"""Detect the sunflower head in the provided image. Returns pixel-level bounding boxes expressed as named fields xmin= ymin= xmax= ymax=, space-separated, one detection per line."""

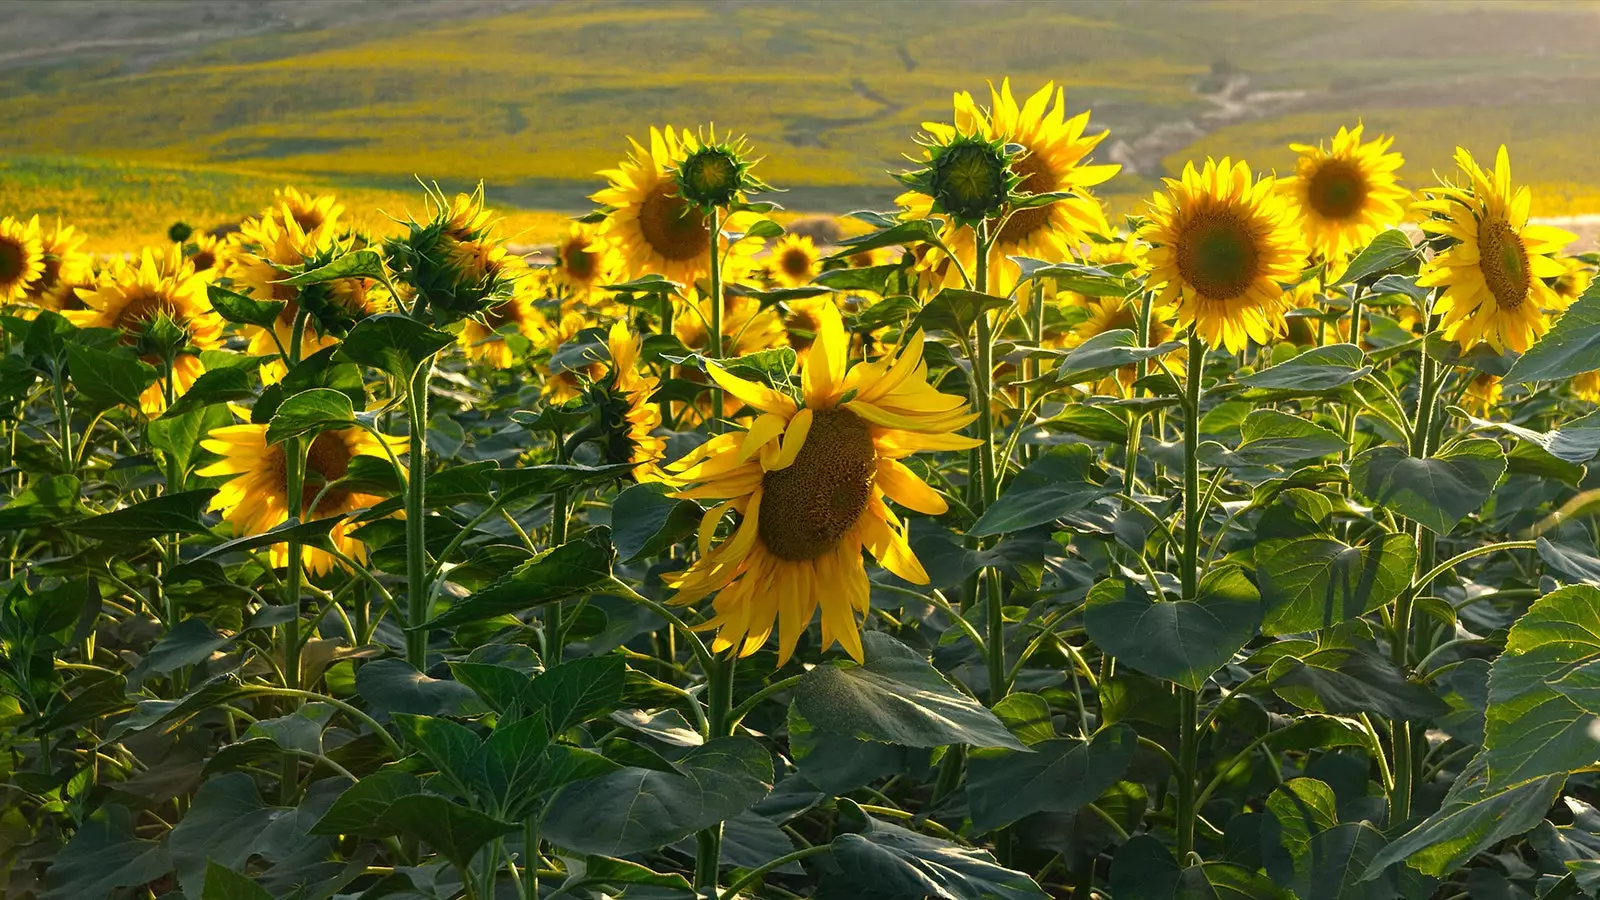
xmin=770 ymin=233 xmax=820 ymax=288
xmin=552 ymin=222 xmax=620 ymax=300
xmin=588 ymin=321 xmax=666 ymax=480
xmin=390 ymin=186 xmax=521 ymax=323
xmin=673 ymin=129 xmax=769 ymax=211
xmin=272 ymin=187 xmax=346 ymax=236
xmin=0 ymin=215 xmax=46 ymax=304
xmin=1549 ymin=255 xmax=1593 ymax=311
xmin=168 ymin=222 xmax=193 ymax=243
xmin=1462 ymin=371 xmax=1504 ymax=418
xmin=25 ymin=219 xmax=92 ymax=311
xmin=1283 ymin=124 xmax=1407 ymax=261
xmin=900 ymin=131 xmax=1020 ymax=225
xmin=69 ymin=245 xmax=221 ymax=356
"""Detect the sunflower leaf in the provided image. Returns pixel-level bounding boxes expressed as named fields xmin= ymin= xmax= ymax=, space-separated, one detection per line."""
xmin=1048 ymin=329 xmax=1184 ymax=386
xmin=336 ymin=312 xmax=454 ymax=381
xmin=914 ymin=288 xmax=1008 ymax=335
xmin=418 ymin=528 xmax=616 ymax=630
xmin=1256 ymin=529 xmax=1416 ymax=635
xmin=67 ymin=489 xmax=217 ymax=543
xmin=265 ymin=387 xmax=357 ymax=444
xmin=1237 ymin=343 xmax=1371 ymax=393
xmin=66 ymin=343 xmax=157 ymax=410
xmin=970 ymin=444 xmax=1115 ymax=537
xmin=277 ymin=248 xmax=387 ymax=286
xmin=612 ymin=483 xmax=700 ymax=562
xmin=1084 ymin=566 xmax=1261 ymax=692
xmin=1505 ymin=279 xmax=1600 ymax=384
xmin=826 ymin=219 xmax=947 ymax=261
xmin=1337 ymin=228 xmax=1417 ymax=285
xmin=1350 ymin=439 xmax=1506 ymax=535
xmin=160 ymin=364 xmax=260 ymax=419
xmin=819 ymin=800 xmax=1046 ymax=900
xmin=207 ymin=283 xmax=287 ymax=329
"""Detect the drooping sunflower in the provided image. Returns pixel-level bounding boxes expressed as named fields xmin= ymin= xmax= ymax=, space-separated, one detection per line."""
xmin=0 ymin=215 xmax=46 ymax=304
xmin=198 ymin=423 xmax=403 ymax=576
xmin=1140 ymin=157 xmax=1306 ymax=352
xmin=69 ymin=245 xmax=224 ymax=414
xmin=1549 ymin=255 xmax=1593 ymax=311
xmin=1416 ymin=146 xmax=1575 ymax=353
xmin=593 ymin=126 xmax=713 ymax=285
xmin=901 ymin=80 xmax=1119 ymax=295
xmin=770 ymin=233 xmax=821 ymax=288
xmin=459 ymin=289 xmax=541 ymax=369
xmin=1281 ymin=123 xmax=1407 ymax=262
xmin=551 ymin=222 xmax=621 ymax=302
xmin=24 ymin=218 xmax=92 ymax=311
xmin=596 ymin=321 xmax=666 ymax=481
xmin=663 ymin=301 xmax=979 ymax=663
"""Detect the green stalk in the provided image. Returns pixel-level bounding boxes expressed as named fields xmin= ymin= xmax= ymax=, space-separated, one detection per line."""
xmin=1175 ymin=330 xmax=1206 ymax=860
xmin=1339 ymin=282 xmax=1364 ymax=474
xmin=283 ymin=308 xmax=310 ymax=693
xmin=707 ymin=205 xmax=725 ymax=431
xmin=404 ymin=358 xmax=434 ymax=670
xmin=51 ymin=373 xmax=73 ymax=473
xmin=694 ymin=653 xmax=736 ymax=893
xmin=970 ymin=226 xmax=1007 ymax=705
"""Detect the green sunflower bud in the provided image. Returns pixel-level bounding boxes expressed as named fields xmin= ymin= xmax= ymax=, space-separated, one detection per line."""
xmin=672 ymin=131 xmax=771 ymax=211
xmin=900 ymin=132 xmax=1021 ymax=226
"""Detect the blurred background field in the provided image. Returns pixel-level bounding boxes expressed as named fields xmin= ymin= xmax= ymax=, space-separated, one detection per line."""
xmin=6 ymin=0 xmax=1600 ymax=248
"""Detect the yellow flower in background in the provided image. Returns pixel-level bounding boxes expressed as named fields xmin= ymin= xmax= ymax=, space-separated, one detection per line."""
xmin=1417 ymin=146 xmax=1575 ymax=353
xmin=602 ymin=321 xmax=666 ymax=481
xmin=902 ymin=80 xmax=1119 ymax=295
xmin=25 ymin=218 xmax=92 ymax=311
xmin=1575 ymin=371 xmax=1600 ymax=404
xmin=537 ymin=310 xmax=605 ymax=405
xmin=1549 ymin=255 xmax=1593 ymax=311
xmin=0 ymin=215 xmax=46 ymax=304
xmin=593 ymin=126 xmax=712 ymax=285
xmin=770 ymin=233 xmax=821 ymax=288
xmin=664 ymin=301 xmax=979 ymax=664
xmin=1462 ymin=371 xmax=1504 ymax=418
xmin=271 ymin=186 xmax=346 ymax=235
xmin=783 ymin=295 xmax=843 ymax=359
xmin=1141 ymin=157 xmax=1305 ymax=352
xmin=199 ymin=423 xmax=403 ymax=576
xmin=673 ymin=291 xmax=786 ymax=358
xmin=1282 ymin=123 xmax=1407 ymax=261
xmin=459 ymin=291 xmax=541 ymax=368
xmin=551 ymin=222 xmax=620 ymax=301
xmin=183 ymin=232 xmax=231 ymax=281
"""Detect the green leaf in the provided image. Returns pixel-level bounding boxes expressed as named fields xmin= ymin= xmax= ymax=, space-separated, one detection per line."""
xmin=310 ymin=769 xmax=422 ymax=836
xmin=394 ymin=713 xmax=483 ymax=797
xmin=1362 ymin=757 xmax=1564 ymax=879
xmin=1237 ymin=344 xmax=1370 ymax=393
xmin=815 ymin=264 xmax=903 ymax=295
xmin=201 ymin=861 xmax=274 ymax=900
xmin=1538 ymin=537 xmax=1600 ymax=586
xmin=66 ymin=342 xmax=157 ymax=410
xmin=829 ymin=219 xmax=945 ymax=258
xmin=1201 ymin=410 xmax=1346 ymax=469
xmin=167 ymin=773 xmax=338 ymax=896
xmin=541 ymin=736 xmax=773 ymax=856
xmin=1256 ymin=529 xmax=1416 ymax=635
xmin=1269 ymin=648 xmax=1449 ymax=721
xmin=1483 ymin=585 xmax=1600 ymax=788
xmin=1261 ymin=778 xmax=1337 ymax=891
xmin=914 ymin=287 xmax=1008 ymax=335
xmin=355 ymin=658 xmax=488 ymax=720
xmin=1013 ymin=257 xmax=1138 ymax=298
xmin=279 ymin=247 xmax=387 ymax=286
xmin=208 ymin=283 xmax=287 ymax=329
xmin=0 ymin=473 xmax=79 ymax=531
xmin=559 ymin=856 xmax=695 ymax=895
xmin=1049 ymin=329 xmax=1183 ymax=386
xmin=819 ymin=800 xmax=1046 ymax=900
xmin=1109 ymin=834 xmax=1289 ymax=899
xmin=492 ymin=462 xmax=634 ymax=502
xmin=178 ymin=515 xmax=344 ymax=568
xmin=989 ymin=692 xmax=1057 ymax=747
xmin=611 ymin=483 xmax=700 ymax=562
xmin=1084 ymin=567 xmax=1261 ymax=691
xmin=336 ymin=312 xmax=454 ymax=381
xmin=794 ymin=631 xmax=1025 ymax=750
xmin=477 ymin=715 xmax=552 ymax=818
xmin=527 ymin=654 xmax=626 ymax=735
xmin=1505 ymin=280 xmax=1600 ymax=383
xmin=1336 ymin=229 xmax=1416 ymax=285
xmin=1038 ymin=404 xmax=1128 ymax=442
xmin=67 ymin=489 xmax=217 ymax=543
xmin=375 ymin=794 xmax=517 ymax=870
xmin=1350 ymin=439 xmax=1506 ymax=534
xmin=419 ymin=528 xmax=615 ymax=630
xmin=265 ymin=387 xmax=357 ymax=444
xmin=40 ymin=804 xmax=171 ymax=900
xmin=161 ymin=364 xmax=260 ymax=419
xmin=970 ymin=444 xmax=1115 ymax=537
xmin=966 ymin=724 xmax=1137 ymax=830
xmin=1472 ymin=409 xmax=1600 ymax=464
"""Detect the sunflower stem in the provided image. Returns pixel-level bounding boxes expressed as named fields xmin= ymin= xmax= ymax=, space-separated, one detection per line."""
xmin=404 ymin=357 xmax=434 ymax=671
xmin=694 ymin=652 xmax=735 ymax=894
xmin=707 ymin=205 xmax=725 ymax=434
xmin=1340 ymin=281 xmax=1364 ymax=487
xmin=283 ymin=306 xmax=311 ymax=697
xmin=1175 ymin=329 xmax=1206 ymax=860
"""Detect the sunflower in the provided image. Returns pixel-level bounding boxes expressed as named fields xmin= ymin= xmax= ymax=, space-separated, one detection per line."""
xmin=674 ymin=290 xmax=787 ymax=357
xmin=24 ymin=218 xmax=91 ymax=311
xmin=551 ymin=222 xmax=620 ymax=302
xmin=1140 ymin=157 xmax=1305 ymax=352
xmin=1281 ymin=123 xmax=1407 ymax=262
xmin=665 ymin=302 xmax=978 ymax=662
xmin=70 ymin=245 xmax=223 ymax=414
xmin=198 ymin=423 xmax=402 ymax=576
xmin=184 ymin=232 xmax=231 ymax=280
xmin=1462 ymin=372 xmax=1503 ymax=418
xmin=782 ymin=296 xmax=842 ymax=358
xmin=0 ymin=215 xmax=46 ymax=304
xmin=770 ymin=233 xmax=821 ymax=288
xmin=598 ymin=321 xmax=666 ymax=481
xmin=271 ymin=187 xmax=345 ymax=235
xmin=901 ymin=80 xmax=1119 ymax=295
xmin=593 ymin=126 xmax=713 ymax=285
xmin=1549 ymin=255 xmax=1593 ymax=311
xmin=1416 ymin=146 xmax=1575 ymax=353
xmin=223 ymin=211 xmax=346 ymax=378
xmin=537 ymin=310 xmax=605 ymax=405
xmin=459 ymin=290 xmax=541 ymax=368
xmin=1575 ymin=371 xmax=1600 ymax=404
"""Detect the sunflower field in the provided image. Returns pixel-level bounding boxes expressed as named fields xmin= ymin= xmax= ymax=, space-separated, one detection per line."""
xmin=4 ymin=78 xmax=1600 ymax=900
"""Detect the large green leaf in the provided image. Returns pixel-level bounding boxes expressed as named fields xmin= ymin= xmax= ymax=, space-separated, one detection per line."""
xmin=1110 ymin=834 xmax=1288 ymax=900
xmin=1084 ymin=567 xmax=1261 ymax=691
xmin=1505 ymin=280 xmax=1600 ymax=383
xmin=914 ymin=288 xmax=1007 ymax=335
xmin=40 ymin=804 xmax=170 ymax=900
xmin=336 ymin=312 xmax=454 ymax=380
xmin=66 ymin=342 xmax=157 ymax=410
xmin=817 ymin=800 xmax=1047 ymax=900
xmin=525 ymin=654 xmax=627 ymax=735
xmin=310 ymin=769 xmax=421 ymax=836
xmin=202 ymin=861 xmax=274 ymax=900
xmin=541 ymin=736 xmax=773 ymax=856
xmin=420 ymin=528 xmax=615 ymax=630
xmin=1256 ymin=529 xmax=1416 ymax=635
xmin=1337 ymin=228 xmax=1417 ymax=285
xmin=1236 ymin=344 xmax=1369 ymax=393
xmin=1200 ymin=409 xmax=1346 ymax=469
xmin=375 ymin=794 xmax=517 ymax=870
xmin=394 ymin=713 xmax=483 ymax=797
xmin=1013 ymin=256 xmax=1139 ymax=297
xmin=969 ymin=444 xmax=1115 ymax=537
xmin=793 ymin=631 xmax=1025 ymax=750
xmin=966 ymin=724 xmax=1137 ymax=830
xmin=167 ymin=773 xmax=339 ymax=896
xmin=1350 ymin=439 xmax=1506 ymax=534
xmin=208 ymin=283 xmax=286 ymax=328
xmin=1260 ymin=778 xmax=1394 ymax=898
xmin=67 ymin=489 xmax=217 ymax=543
xmin=1269 ymin=648 xmax=1449 ymax=721
xmin=265 ymin=387 xmax=357 ymax=444
xmin=1050 ymin=329 xmax=1183 ymax=386
xmin=279 ymin=247 xmax=388 ymax=286
xmin=162 ymin=364 xmax=259 ymax=419
xmin=611 ymin=482 xmax=700 ymax=562
xmin=1483 ymin=585 xmax=1600 ymax=788
xmin=1470 ymin=409 xmax=1600 ymax=464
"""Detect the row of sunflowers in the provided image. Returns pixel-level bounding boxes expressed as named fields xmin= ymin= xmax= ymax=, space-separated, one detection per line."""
xmin=2 ymin=78 xmax=1599 ymax=900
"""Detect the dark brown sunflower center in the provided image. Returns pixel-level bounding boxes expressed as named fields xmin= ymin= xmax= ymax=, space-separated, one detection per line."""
xmin=638 ymin=183 xmax=709 ymax=262
xmin=1175 ymin=210 xmax=1261 ymax=301
xmin=112 ymin=289 xmax=178 ymax=332
xmin=785 ymin=308 xmax=821 ymax=350
xmin=780 ymin=247 xmax=812 ymax=279
xmin=0 ymin=239 xmax=24 ymax=285
xmin=39 ymin=256 xmax=63 ymax=290
xmin=1306 ymin=159 xmax=1369 ymax=220
xmin=1477 ymin=219 xmax=1530 ymax=311
xmin=997 ymin=146 xmax=1061 ymax=246
xmin=757 ymin=408 xmax=877 ymax=561
xmin=293 ymin=210 xmax=326 ymax=233
xmin=301 ymin=431 xmax=353 ymax=513
xmin=564 ymin=242 xmax=597 ymax=281
xmin=190 ymin=249 xmax=217 ymax=272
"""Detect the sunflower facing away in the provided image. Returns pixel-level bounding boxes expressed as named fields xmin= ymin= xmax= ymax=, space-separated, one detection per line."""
xmin=663 ymin=301 xmax=979 ymax=664
xmin=593 ymin=126 xmax=713 ymax=285
xmin=1281 ymin=123 xmax=1407 ymax=262
xmin=0 ymin=215 xmax=46 ymax=304
xmin=1416 ymin=146 xmax=1575 ymax=353
xmin=199 ymin=422 xmax=403 ymax=576
xmin=1141 ymin=157 xmax=1305 ymax=352
xmin=598 ymin=321 xmax=666 ymax=481
xmin=770 ymin=233 xmax=821 ymax=288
